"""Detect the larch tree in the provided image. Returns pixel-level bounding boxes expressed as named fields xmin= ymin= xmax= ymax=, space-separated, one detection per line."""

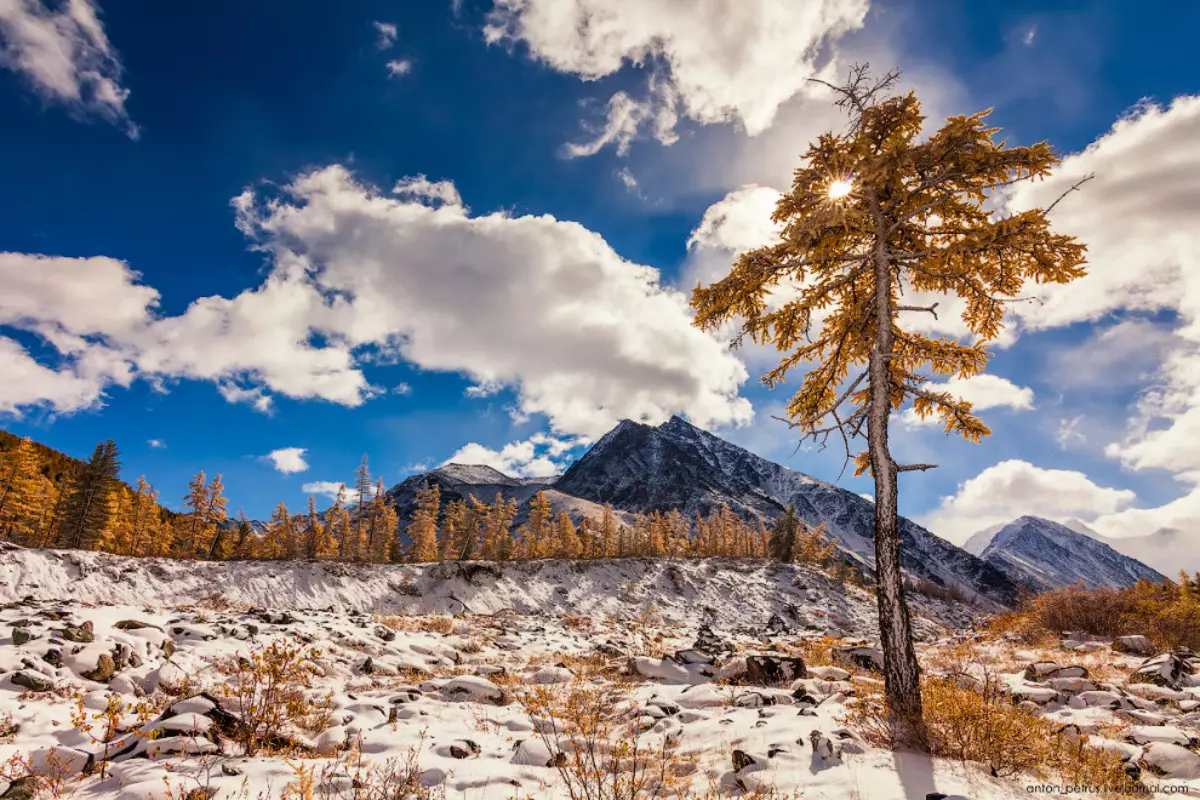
xmin=0 ymin=437 xmax=38 ymax=540
xmin=263 ymin=502 xmax=293 ymax=560
xmin=204 ymin=474 xmax=230 ymax=559
xmin=407 ymin=481 xmax=441 ymax=563
xmin=690 ymin=66 xmax=1089 ymax=746
xmin=59 ymin=441 xmax=121 ymax=550
xmin=520 ymin=491 xmax=553 ymax=559
xmin=181 ymin=471 xmax=210 ymax=557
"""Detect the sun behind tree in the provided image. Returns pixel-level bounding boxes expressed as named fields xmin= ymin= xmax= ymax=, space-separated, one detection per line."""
xmin=690 ymin=66 xmax=1089 ymax=746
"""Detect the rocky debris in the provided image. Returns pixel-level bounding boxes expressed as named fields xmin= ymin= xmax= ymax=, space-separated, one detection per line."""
xmin=1131 ymin=650 xmax=1199 ymax=690
xmin=1113 ymin=635 xmax=1155 ymax=655
xmin=809 ymin=730 xmax=842 ymax=763
xmin=832 ymin=645 xmax=883 ymax=672
xmin=693 ymin=623 xmax=730 ymax=656
xmin=745 ymin=655 xmax=807 ymax=686
xmin=765 ymin=613 xmax=789 ymax=636
xmin=60 ymin=621 xmax=94 ymax=643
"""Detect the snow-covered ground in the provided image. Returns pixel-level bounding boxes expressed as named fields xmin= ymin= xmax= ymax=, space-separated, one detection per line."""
xmin=0 ymin=546 xmax=1196 ymax=799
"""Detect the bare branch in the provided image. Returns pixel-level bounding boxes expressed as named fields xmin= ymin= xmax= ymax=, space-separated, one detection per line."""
xmin=896 ymin=463 xmax=938 ymax=473
xmin=1042 ymin=174 xmax=1095 ymax=217
xmin=895 ymin=303 xmax=939 ymax=319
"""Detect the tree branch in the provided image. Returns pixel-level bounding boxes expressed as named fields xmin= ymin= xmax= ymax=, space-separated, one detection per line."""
xmin=896 ymin=463 xmax=938 ymax=473
xmin=895 ymin=303 xmax=939 ymax=319
xmin=1042 ymin=174 xmax=1095 ymax=216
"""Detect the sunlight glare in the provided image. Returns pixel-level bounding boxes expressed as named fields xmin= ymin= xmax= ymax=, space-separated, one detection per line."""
xmin=828 ymin=179 xmax=854 ymax=200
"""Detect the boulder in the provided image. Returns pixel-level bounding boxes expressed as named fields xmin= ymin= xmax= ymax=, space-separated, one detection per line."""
xmin=11 ymin=628 xmax=33 ymax=646
xmin=745 ymin=655 xmax=807 ymax=686
xmin=1023 ymin=662 xmax=1088 ymax=682
xmin=448 ymin=740 xmax=481 ymax=759
xmin=1140 ymin=742 xmax=1200 ymax=779
xmin=114 ymin=619 xmax=161 ymax=631
xmin=511 ymin=739 xmax=565 ymax=767
xmin=82 ymin=653 xmax=116 ymax=682
xmin=832 ymin=646 xmax=883 ymax=672
xmin=10 ymin=671 xmax=52 ymax=692
xmin=60 ymin=621 xmax=94 ymax=643
xmin=441 ymin=676 xmax=507 ymax=705
xmin=1131 ymin=651 xmax=1199 ymax=690
xmin=1113 ymin=635 xmax=1155 ymax=655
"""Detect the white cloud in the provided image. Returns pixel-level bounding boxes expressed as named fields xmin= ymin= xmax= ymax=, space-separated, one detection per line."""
xmin=442 ymin=433 xmax=585 ymax=478
xmin=386 ymin=59 xmax=412 ymax=78
xmin=1002 ymin=96 xmax=1200 ymax=480
xmin=264 ymin=447 xmax=309 ymax=475
xmin=920 ymin=459 xmax=1137 ymax=544
xmin=686 ymin=184 xmax=782 ymax=258
xmin=0 ymin=0 xmax=136 ymax=135
xmin=1 ymin=167 xmax=752 ymax=438
xmin=902 ymin=375 xmax=1034 ymax=427
xmin=373 ymin=20 xmax=397 ymax=49
xmin=392 ymin=382 xmax=412 ymax=395
xmin=485 ymin=0 xmax=868 ymax=154
xmin=301 ymin=480 xmax=377 ymax=504
xmin=147 ymin=438 xmax=165 ymax=448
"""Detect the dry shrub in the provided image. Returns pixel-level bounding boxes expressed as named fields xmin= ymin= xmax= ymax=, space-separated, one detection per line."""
xmin=905 ymin=577 xmax=974 ymax=605
xmin=217 ymin=638 xmax=332 ymax=755
xmin=563 ymin=612 xmax=595 ymax=631
xmin=516 ymin=680 xmax=695 ymax=800
xmin=374 ymin=614 xmax=454 ymax=636
xmin=793 ymin=636 xmax=840 ymax=667
xmin=990 ymin=578 xmax=1200 ymax=650
xmin=283 ymin=739 xmax=446 ymax=800
xmin=848 ymin=676 xmax=1129 ymax=792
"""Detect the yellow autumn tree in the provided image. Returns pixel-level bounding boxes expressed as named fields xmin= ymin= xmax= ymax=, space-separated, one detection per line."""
xmin=407 ymin=481 xmax=441 ymax=563
xmin=691 ymin=66 xmax=1089 ymax=746
xmin=518 ymin=491 xmax=553 ymax=559
xmin=0 ymin=437 xmax=39 ymax=540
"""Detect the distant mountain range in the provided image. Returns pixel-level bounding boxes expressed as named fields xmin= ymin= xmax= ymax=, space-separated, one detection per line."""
xmin=967 ymin=516 xmax=1165 ymax=593
xmin=394 ymin=416 xmax=1022 ymax=608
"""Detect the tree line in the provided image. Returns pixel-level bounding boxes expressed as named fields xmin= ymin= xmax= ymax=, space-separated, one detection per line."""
xmin=0 ymin=432 xmax=846 ymax=570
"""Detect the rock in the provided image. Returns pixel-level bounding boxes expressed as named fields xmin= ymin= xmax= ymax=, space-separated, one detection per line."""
xmin=1023 ymin=662 xmax=1088 ymax=681
xmin=374 ymin=626 xmax=396 ymax=642
xmin=1012 ymin=685 xmax=1059 ymax=705
xmin=442 ymin=676 xmax=507 ymax=705
xmin=60 ymin=621 xmax=94 ymax=643
xmin=528 ymin=666 xmax=574 ymax=685
xmin=1126 ymin=726 xmax=1193 ymax=746
xmin=448 ymin=739 xmax=481 ymax=759
xmin=674 ymin=649 xmax=716 ymax=666
xmin=731 ymin=749 xmax=760 ymax=772
xmin=114 ymin=619 xmax=161 ymax=631
xmin=42 ymin=649 xmax=61 ymax=668
xmin=1140 ymin=742 xmax=1200 ymax=779
xmin=809 ymin=730 xmax=842 ymax=763
xmin=10 ymin=671 xmax=52 ymax=692
xmin=221 ymin=764 xmax=243 ymax=777
xmin=766 ymin=613 xmax=790 ymax=635
xmin=745 ymin=655 xmax=807 ymax=686
xmin=1131 ymin=651 xmax=1199 ymax=690
xmin=832 ymin=646 xmax=883 ymax=672
xmin=0 ymin=776 xmax=38 ymax=800
xmin=1113 ymin=635 xmax=1155 ymax=655
xmin=694 ymin=623 xmax=729 ymax=655
xmin=11 ymin=628 xmax=32 ymax=646
xmin=511 ymin=739 xmax=565 ymax=767
xmin=82 ymin=653 xmax=116 ymax=682
xmin=808 ymin=665 xmax=851 ymax=682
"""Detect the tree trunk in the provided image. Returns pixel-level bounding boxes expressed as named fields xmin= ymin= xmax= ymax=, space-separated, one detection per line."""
xmin=867 ymin=193 xmax=927 ymax=749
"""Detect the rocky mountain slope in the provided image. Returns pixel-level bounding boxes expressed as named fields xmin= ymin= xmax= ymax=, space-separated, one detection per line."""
xmin=979 ymin=516 xmax=1165 ymax=592
xmin=507 ymin=416 xmax=1018 ymax=607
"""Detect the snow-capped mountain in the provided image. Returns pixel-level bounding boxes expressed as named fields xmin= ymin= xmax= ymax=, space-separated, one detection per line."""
xmin=979 ymin=516 xmax=1165 ymax=593
xmin=554 ymin=416 xmax=1021 ymax=608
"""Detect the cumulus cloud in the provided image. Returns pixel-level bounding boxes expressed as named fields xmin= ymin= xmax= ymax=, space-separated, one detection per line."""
xmin=1002 ymin=97 xmax=1200 ymax=479
xmin=0 ymin=0 xmax=136 ymax=135
xmin=1 ymin=167 xmax=752 ymax=438
xmin=147 ymin=438 xmax=165 ymax=448
xmin=373 ymin=20 xmax=397 ymax=49
xmin=902 ymin=375 xmax=1034 ymax=427
xmin=442 ymin=433 xmax=587 ymax=478
xmin=920 ymin=459 xmax=1137 ymax=544
xmin=264 ymin=447 xmax=309 ymax=475
xmin=385 ymin=59 xmax=412 ymax=78
xmin=484 ymin=0 xmax=867 ymax=154
xmin=301 ymin=480 xmax=377 ymax=504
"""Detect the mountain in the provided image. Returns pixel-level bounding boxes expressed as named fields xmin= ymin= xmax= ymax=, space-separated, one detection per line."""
xmin=496 ymin=415 xmax=1020 ymax=607
xmin=978 ymin=516 xmax=1165 ymax=593
xmin=962 ymin=523 xmax=1005 ymax=556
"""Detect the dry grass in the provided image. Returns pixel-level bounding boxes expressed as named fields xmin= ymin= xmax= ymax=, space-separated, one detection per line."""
xmin=847 ymin=676 xmax=1130 ymax=793
xmin=990 ymin=579 xmax=1200 ymax=651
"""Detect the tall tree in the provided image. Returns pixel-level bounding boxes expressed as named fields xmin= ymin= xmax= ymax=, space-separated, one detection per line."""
xmin=407 ymin=481 xmax=441 ymax=563
xmin=353 ymin=456 xmax=373 ymax=556
xmin=690 ymin=66 xmax=1088 ymax=745
xmin=0 ymin=437 xmax=38 ymax=540
xmin=181 ymin=471 xmax=210 ymax=557
xmin=59 ymin=441 xmax=121 ymax=550
xmin=768 ymin=506 xmax=802 ymax=562
xmin=519 ymin=491 xmax=553 ymax=559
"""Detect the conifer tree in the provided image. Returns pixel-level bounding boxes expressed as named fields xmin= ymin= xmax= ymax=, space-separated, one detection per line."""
xmin=353 ymin=456 xmax=373 ymax=556
xmin=369 ymin=478 xmax=397 ymax=563
xmin=599 ymin=504 xmax=618 ymax=559
xmin=0 ymin=437 xmax=38 ymax=540
xmin=408 ymin=481 xmax=441 ymax=563
xmin=126 ymin=477 xmax=159 ymax=557
xmin=576 ymin=515 xmax=597 ymax=558
xmin=59 ymin=440 xmax=121 ymax=550
xmin=769 ymin=506 xmax=802 ymax=561
xmin=519 ymin=491 xmax=553 ymax=559
xmin=329 ymin=488 xmax=354 ymax=561
xmin=440 ymin=499 xmax=466 ymax=561
xmin=553 ymin=511 xmax=581 ymax=558
xmin=263 ymin=502 xmax=293 ymax=560
xmin=181 ymin=471 xmax=209 ymax=557
xmin=232 ymin=511 xmax=256 ymax=559
xmin=204 ymin=475 xmax=230 ymax=559
xmin=690 ymin=66 xmax=1089 ymax=745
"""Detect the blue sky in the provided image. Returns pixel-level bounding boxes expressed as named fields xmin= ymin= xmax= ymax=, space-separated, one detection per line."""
xmin=2 ymin=0 xmax=1199 ymax=555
